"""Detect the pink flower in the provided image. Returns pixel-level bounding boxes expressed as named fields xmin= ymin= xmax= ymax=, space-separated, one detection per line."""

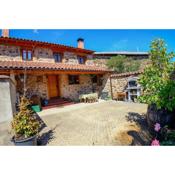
xmin=151 ymin=139 xmax=160 ymax=146
xmin=154 ymin=123 xmax=161 ymax=132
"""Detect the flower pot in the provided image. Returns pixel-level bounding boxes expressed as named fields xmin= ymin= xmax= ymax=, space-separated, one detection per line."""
xmin=147 ymin=104 xmax=175 ymax=131
xmin=12 ymin=135 xmax=37 ymax=146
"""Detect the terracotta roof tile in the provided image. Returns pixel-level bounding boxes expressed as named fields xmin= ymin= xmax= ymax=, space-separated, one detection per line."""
xmin=0 ymin=37 xmax=94 ymax=54
xmin=111 ymin=70 xmax=143 ymax=78
xmin=0 ymin=60 xmax=111 ymax=73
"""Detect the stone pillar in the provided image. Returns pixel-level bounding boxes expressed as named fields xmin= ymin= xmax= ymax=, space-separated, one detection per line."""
xmin=0 ymin=75 xmax=16 ymax=123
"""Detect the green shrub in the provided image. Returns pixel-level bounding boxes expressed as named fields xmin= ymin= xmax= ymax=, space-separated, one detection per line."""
xmin=138 ymin=39 xmax=175 ymax=111
xmin=12 ymin=96 xmax=40 ymax=139
xmin=106 ymin=55 xmax=125 ymax=73
xmin=106 ymin=55 xmax=141 ymax=73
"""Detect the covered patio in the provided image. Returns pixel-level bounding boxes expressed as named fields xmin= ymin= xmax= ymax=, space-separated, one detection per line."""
xmin=0 ymin=60 xmax=111 ymax=115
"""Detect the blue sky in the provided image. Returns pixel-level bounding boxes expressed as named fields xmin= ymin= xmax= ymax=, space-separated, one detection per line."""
xmin=1 ymin=29 xmax=175 ymax=53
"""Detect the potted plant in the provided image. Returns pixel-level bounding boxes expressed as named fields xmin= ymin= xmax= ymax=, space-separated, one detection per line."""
xmin=11 ymin=96 xmax=40 ymax=146
xmin=138 ymin=39 xmax=175 ymax=131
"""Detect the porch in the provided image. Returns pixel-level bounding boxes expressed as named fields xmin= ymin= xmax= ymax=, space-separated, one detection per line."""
xmin=41 ymin=98 xmax=76 ymax=110
xmin=0 ymin=60 xmax=111 ymax=122
xmin=15 ymin=73 xmax=105 ymax=107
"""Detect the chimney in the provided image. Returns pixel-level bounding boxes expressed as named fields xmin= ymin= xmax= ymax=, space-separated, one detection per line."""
xmin=77 ymin=38 xmax=84 ymax=49
xmin=2 ymin=29 xmax=9 ymax=37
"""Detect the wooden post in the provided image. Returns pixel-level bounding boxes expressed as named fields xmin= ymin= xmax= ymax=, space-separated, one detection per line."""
xmin=109 ymin=76 xmax=113 ymax=100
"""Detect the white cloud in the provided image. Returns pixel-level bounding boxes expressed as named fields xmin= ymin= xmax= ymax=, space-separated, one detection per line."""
xmin=33 ymin=29 xmax=39 ymax=34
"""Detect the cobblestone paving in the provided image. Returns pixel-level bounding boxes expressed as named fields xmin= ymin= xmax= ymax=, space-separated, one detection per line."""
xmin=0 ymin=121 xmax=14 ymax=146
xmin=38 ymin=101 xmax=149 ymax=146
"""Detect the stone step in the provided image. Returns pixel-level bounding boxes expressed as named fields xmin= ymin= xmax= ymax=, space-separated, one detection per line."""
xmin=42 ymin=101 xmax=75 ymax=110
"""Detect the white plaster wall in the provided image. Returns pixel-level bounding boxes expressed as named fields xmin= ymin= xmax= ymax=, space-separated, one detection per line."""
xmin=0 ymin=78 xmax=14 ymax=123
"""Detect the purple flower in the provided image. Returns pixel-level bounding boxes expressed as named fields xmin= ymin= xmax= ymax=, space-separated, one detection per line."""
xmin=154 ymin=123 xmax=161 ymax=132
xmin=151 ymin=139 xmax=160 ymax=146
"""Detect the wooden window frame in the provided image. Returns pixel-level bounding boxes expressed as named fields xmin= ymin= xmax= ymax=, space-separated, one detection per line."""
xmin=68 ymin=75 xmax=80 ymax=85
xmin=21 ymin=49 xmax=33 ymax=61
xmin=53 ymin=52 xmax=62 ymax=63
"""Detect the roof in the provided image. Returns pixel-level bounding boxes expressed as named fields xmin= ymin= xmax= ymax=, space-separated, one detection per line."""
xmin=0 ymin=61 xmax=110 ymax=73
xmin=0 ymin=37 xmax=94 ymax=54
xmin=94 ymin=51 xmax=149 ymax=56
xmin=111 ymin=70 xmax=143 ymax=78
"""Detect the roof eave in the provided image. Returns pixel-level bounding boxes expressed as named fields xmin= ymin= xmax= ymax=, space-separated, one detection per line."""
xmin=0 ymin=37 xmax=94 ymax=54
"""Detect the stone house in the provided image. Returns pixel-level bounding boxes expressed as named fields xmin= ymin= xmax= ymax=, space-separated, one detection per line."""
xmin=0 ymin=30 xmax=112 ymax=122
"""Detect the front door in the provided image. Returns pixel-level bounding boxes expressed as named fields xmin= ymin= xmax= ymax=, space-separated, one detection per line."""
xmin=47 ymin=75 xmax=59 ymax=98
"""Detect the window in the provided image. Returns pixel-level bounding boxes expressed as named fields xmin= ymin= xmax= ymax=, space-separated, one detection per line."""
xmin=68 ymin=75 xmax=79 ymax=85
xmin=53 ymin=53 xmax=62 ymax=63
xmin=22 ymin=50 xmax=32 ymax=61
xmin=78 ymin=56 xmax=85 ymax=64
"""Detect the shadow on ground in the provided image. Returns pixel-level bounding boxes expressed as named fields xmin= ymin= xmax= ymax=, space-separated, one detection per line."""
xmin=34 ymin=113 xmax=56 ymax=146
xmin=126 ymin=112 xmax=152 ymax=145
xmin=37 ymin=124 xmax=59 ymax=145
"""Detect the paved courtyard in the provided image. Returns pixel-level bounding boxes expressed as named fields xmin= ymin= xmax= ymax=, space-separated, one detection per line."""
xmin=38 ymin=100 xmax=151 ymax=146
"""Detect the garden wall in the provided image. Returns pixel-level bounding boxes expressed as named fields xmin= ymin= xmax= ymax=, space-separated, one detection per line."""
xmin=103 ymin=71 xmax=143 ymax=99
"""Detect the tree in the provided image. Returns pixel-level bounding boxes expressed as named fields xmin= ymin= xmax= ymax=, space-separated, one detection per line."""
xmin=106 ymin=55 xmax=141 ymax=73
xmin=138 ymin=38 xmax=175 ymax=111
xmin=106 ymin=55 xmax=125 ymax=73
xmin=12 ymin=96 xmax=40 ymax=139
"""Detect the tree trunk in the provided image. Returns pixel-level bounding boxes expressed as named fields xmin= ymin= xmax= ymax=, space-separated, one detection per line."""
xmin=147 ymin=104 xmax=175 ymax=131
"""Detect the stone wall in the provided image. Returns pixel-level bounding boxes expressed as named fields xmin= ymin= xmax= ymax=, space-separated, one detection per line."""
xmin=14 ymin=73 xmax=144 ymax=102
xmin=0 ymin=44 xmax=21 ymax=61
xmin=59 ymin=74 xmax=97 ymax=101
xmin=34 ymin=47 xmax=54 ymax=62
xmin=15 ymin=74 xmax=109 ymax=101
xmin=103 ymin=73 xmax=141 ymax=99
xmin=59 ymin=74 xmax=111 ymax=101
xmin=62 ymin=52 xmax=78 ymax=64
xmin=110 ymin=77 xmax=128 ymax=99
xmin=15 ymin=75 xmax=48 ymax=99
xmin=98 ymin=73 xmax=111 ymax=99
xmin=0 ymin=44 xmax=94 ymax=65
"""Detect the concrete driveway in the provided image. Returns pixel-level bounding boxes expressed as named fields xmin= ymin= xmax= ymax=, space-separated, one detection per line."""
xmin=38 ymin=100 xmax=151 ymax=146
